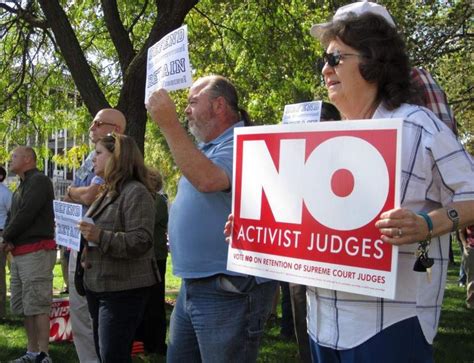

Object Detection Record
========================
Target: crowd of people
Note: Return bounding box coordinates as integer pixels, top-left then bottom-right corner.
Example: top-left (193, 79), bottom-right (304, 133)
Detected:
top-left (0, 2), bottom-right (473, 363)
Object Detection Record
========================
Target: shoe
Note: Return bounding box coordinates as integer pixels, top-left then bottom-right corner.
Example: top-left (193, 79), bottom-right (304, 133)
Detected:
top-left (35, 352), bottom-right (52, 363)
top-left (9, 353), bottom-right (36, 363)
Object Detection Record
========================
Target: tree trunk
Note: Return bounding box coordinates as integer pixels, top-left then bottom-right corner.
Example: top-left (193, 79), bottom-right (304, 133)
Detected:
top-left (117, 0), bottom-right (199, 153)
top-left (38, 0), bottom-right (110, 116)
top-left (39, 0), bottom-right (199, 153)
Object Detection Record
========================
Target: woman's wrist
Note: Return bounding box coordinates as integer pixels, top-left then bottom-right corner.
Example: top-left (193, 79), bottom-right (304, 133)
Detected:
top-left (417, 212), bottom-right (433, 242)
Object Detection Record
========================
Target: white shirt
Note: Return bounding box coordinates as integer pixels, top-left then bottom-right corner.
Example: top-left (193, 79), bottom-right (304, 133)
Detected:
top-left (307, 103), bottom-right (474, 349)
top-left (0, 182), bottom-right (12, 229)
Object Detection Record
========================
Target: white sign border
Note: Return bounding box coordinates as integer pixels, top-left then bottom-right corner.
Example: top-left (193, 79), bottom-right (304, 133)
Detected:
top-left (228, 119), bottom-right (403, 299)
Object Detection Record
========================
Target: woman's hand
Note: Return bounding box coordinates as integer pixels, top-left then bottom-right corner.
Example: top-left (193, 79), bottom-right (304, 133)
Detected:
top-left (375, 208), bottom-right (429, 245)
top-left (78, 221), bottom-right (101, 243)
top-left (223, 214), bottom-right (234, 244)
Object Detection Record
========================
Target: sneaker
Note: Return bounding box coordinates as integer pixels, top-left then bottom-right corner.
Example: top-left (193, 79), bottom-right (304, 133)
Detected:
top-left (35, 352), bottom-right (52, 363)
top-left (9, 353), bottom-right (36, 363)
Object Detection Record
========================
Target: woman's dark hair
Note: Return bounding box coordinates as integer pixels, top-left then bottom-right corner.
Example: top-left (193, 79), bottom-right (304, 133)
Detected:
top-left (203, 75), bottom-right (254, 126)
top-left (321, 102), bottom-right (341, 121)
top-left (320, 13), bottom-right (413, 110)
top-left (98, 134), bottom-right (153, 195)
top-left (0, 166), bottom-right (6, 182)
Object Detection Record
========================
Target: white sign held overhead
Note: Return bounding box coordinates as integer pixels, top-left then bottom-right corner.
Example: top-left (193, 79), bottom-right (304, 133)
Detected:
top-left (282, 101), bottom-right (322, 124)
top-left (145, 24), bottom-right (193, 102)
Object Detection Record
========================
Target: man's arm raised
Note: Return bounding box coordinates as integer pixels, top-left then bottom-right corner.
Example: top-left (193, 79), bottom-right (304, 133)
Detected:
top-left (146, 89), bottom-right (230, 193)
top-left (65, 184), bottom-right (101, 206)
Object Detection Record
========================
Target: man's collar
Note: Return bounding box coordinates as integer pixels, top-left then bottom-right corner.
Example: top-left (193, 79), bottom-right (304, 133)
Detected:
top-left (200, 120), bottom-right (244, 148)
top-left (21, 167), bottom-right (38, 181)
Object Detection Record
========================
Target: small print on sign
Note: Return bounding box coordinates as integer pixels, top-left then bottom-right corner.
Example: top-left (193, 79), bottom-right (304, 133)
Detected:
top-left (282, 101), bottom-right (322, 124)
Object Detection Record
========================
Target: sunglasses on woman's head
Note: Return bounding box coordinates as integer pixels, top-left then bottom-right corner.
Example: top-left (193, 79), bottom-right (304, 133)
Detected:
top-left (322, 51), bottom-right (361, 67)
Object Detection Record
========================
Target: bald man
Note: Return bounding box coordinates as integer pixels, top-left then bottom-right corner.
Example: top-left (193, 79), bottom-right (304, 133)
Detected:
top-left (63, 108), bottom-right (126, 363)
top-left (2, 147), bottom-right (55, 363)
top-left (66, 108), bottom-right (126, 205)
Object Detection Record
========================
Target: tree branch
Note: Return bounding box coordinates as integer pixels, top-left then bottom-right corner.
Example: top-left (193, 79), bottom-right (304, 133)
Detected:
top-left (0, 2), bottom-right (49, 29)
top-left (192, 7), bottom-right (234, 66)
top-left (37, 0), bottom-right (109, 116)
top-left (127, 0), bottom-right (149, 36)
top-left (100, 0), bottom-right (136, 73)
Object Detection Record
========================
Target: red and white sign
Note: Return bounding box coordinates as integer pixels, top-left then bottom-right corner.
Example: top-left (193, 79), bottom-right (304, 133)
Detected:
top-left (228, 119), bottom-right (403, 299)
top-left (49, 297), bottom-right (73, 342)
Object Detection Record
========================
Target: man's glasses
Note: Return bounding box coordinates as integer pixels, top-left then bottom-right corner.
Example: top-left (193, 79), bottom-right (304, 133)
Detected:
top-left (91, 120), bottom-right (116, 128)
top-left (322, 51), bottom-right (361, 67)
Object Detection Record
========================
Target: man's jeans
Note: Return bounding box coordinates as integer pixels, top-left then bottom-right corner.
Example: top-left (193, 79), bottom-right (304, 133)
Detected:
top-left (86, 286), bottom-right (151, 363)
top-left (167, 275), bottom-right (278, 363)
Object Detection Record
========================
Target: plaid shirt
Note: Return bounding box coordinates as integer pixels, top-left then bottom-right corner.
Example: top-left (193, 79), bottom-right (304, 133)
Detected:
top-left (83, 181), bottom-right (159, 292)
top-left (411, 68), bottom-right (457, 135)
top-left (307, 103), bottom-right (474, 349)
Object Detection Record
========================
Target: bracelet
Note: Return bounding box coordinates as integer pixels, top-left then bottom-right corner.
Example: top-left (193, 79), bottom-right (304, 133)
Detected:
top-left (417, 212), bottom-right (433, 241)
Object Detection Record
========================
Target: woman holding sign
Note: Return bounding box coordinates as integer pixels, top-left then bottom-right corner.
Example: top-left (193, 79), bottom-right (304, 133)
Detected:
top-left (226, 3), bottom-right (474, 362)
top-left (305, 3), bottom-right (474, 362)
top-left (77, 134), bottom-right (159, 363)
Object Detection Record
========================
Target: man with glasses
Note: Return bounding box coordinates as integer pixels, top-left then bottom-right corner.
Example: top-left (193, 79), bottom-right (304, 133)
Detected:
top-left (64, 108), bottom-right (126, 363)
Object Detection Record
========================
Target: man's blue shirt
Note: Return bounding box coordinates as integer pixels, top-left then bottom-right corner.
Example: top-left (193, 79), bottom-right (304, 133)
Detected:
top-left (169, 121), bottom-right (244, 278)
top-left (73, 151), bottom-right (104, 215)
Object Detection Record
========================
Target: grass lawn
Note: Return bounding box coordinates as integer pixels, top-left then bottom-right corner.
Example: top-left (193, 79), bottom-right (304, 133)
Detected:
top-left (1, 247), bottom-right (473, 362)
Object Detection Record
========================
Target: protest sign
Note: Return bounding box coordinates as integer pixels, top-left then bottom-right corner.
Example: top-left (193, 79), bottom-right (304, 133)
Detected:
top-left (282, 101), bottom-right (322, 124)
top-left (228, 119), bottom-right (402, 299)
top-left (49, 298), bottom-right (73, 342)
top-left (53, 200), bottom-right (82, 251)
top-left (145, 24), bottom-right (193, 102)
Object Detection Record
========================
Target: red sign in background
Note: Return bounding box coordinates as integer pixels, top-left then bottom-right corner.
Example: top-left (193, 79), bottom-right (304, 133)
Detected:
top-left (49, 298), bottom-right (73, 342)
top-left (232, 129), bottom-right (398, 272)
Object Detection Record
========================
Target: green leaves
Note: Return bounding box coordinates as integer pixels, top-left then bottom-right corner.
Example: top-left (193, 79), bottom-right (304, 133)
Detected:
top-left (0, 0), bottom-right (471, 194)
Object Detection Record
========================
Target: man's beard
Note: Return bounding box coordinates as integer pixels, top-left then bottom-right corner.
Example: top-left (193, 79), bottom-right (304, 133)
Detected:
top-left (189, 118), bottom-right (216, 143)
top-left (188, 121), bottom-right (205, 143)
